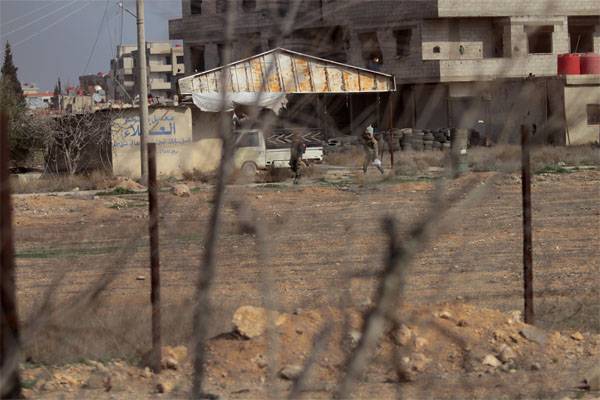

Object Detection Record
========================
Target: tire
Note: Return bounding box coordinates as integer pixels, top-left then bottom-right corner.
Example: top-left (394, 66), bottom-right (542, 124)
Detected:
top-left (241, 162), bottom-right (258, 177)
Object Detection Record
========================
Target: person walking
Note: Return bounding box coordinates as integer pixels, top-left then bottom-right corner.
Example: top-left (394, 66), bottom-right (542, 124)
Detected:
top-left (290, 134), bottom-right (307, 184)
top-left (361, 125), bottom-right (384, 174)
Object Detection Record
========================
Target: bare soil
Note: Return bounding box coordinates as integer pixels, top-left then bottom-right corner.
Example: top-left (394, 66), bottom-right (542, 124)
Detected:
top-left (12, 169), bottom-right (600, 398)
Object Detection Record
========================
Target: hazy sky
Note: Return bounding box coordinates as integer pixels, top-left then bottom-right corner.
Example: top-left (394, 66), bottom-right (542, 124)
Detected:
top-left (0, 0), bottom-right (181, 91)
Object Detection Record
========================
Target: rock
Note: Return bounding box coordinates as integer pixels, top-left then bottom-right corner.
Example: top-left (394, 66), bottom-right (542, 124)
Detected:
top-left (279, 364), bottom-right (303, 380)
top-left (584, 366), bottom-right (600, 391)
top-left (456, 319), bottom-right (468, 327)
top-left (115, 178), bottom-right (145, 191)
top-left (171, 184), bottom-right (191, 197)
top-left (531, 362), bottom-right (541, 371)
top-left (415, 337), bottom-right (428, 350)
top-left (162, 356), bottom-right (178, 370)
top-left (482, 354), bottom-right (502, 368)
top-left (519, 325), bottom-right (548, 346)
top-left (251, 354), bottom-right (268, 369)
top-left (156, 380), bottom-right (175, 394)
top-left (391, 324), bottom-right (413, 346)
top-left (411, 353), bottom-right (430, 372)
top-left (163, 345), bottom-right (188, 364)
top-left (232, 306), bottom-right (287, 338)
top-left (438, 310), bottom-right (452, 320)
top-left (498, 345), bottom-right (516, 363)
top-left (396, 357), bottom-right (417, 382)
top-left (142, 367), bottom-right (153, 378)
top-left (348, 330), bottom-right (362, 346)
top-left (571, 331), bottom-right (584, 341)
top-left (508, 310), bottom-right (522, 323)
top-left (84, 370), bottom-right (109, 390)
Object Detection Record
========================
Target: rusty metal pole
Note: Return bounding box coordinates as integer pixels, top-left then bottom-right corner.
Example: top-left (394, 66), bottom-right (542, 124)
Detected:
top-left (0, 112), bottom-right (22, 398)
top-left (147, 143), bottom-right (161, 371)
top-left (388, 92), bottom-right (395, 167)
top-left (521, 124), bottom-right (534, 324)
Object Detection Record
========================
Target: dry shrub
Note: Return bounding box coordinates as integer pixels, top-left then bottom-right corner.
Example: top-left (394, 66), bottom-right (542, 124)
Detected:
top-left (11, 171), bottom-right (117, 194)
top-left (469, 144), bottom-right (600, 173)
top-left (182, 168), bottom-right (217, 184)
top-left (324, 148), bottom-right (363, 167)
top-left (393, 150), bottom-right (445, 175)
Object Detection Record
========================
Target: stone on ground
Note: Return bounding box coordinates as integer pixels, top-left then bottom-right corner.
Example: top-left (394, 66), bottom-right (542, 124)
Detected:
top-left (519, 325), bottom-right (548, 346)
top-left (279, 364), bottom-right (303, 380)
top-left (482, 354), bottom-right (502, 368)
top-left (232, 306), bottom-right (287, 339)
top-left (570, 331), bottom-right (584, 341)
top-left (171, 183), bottom-right (191, 197)
top-left (391, 324), bottom-right (413, 346)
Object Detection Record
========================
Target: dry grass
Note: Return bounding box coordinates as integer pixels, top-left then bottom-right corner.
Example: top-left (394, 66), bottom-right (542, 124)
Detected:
top-left (469, 144), bottom-right (600, 173)
top-left (11, 171), bottom-right (117, 194)
top-left (326, 145), bottom-right (599, 176)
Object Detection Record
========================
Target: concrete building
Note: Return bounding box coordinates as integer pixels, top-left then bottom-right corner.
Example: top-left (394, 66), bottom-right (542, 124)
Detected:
top-left (169, 0), bottom-right (600, 144)
top-left (110, 42), bottom-right (185, 101)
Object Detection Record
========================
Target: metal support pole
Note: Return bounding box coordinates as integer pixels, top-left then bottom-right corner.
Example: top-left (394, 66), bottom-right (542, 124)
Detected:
top-left (137, 0), bottom-right (149, 183)
top-left (388, 92), bottom-right (395, 167)
top-left (521, 124), bottom-right (534, 324)
top-left (0, 112), bottom-right (22, 398)
top-left (147, 143), bottom-right (161, 371)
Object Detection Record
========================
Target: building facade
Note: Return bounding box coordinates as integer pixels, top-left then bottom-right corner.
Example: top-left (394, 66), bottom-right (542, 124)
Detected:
top-left (169, 0), bottom-right (600, 143)
top-left (110, 42), bottom-right (185, 101)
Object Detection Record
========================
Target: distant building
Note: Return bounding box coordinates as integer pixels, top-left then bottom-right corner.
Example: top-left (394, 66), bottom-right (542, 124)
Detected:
top-left (169, 0), bottom-right (600, 144)
top-left (109, 42), bottom-right (185, 102)
top-left (24, 90), bottom-right (54, 110)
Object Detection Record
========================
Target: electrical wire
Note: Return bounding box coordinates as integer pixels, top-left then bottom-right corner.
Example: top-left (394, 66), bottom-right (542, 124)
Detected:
top-left (13, 1), bottom-right (93, 48)
top-left (0, 0), bottom-right (80, 38)
top-left (1, 0), bottom-right (63, 28)
top-left (82, 0), bottom-right (111, 75)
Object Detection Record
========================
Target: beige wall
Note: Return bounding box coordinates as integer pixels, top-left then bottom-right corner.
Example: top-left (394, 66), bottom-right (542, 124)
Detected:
top-left (111, 106), bottom-right (222, 178)
top-left (564, 84), bottom-right (600, 145)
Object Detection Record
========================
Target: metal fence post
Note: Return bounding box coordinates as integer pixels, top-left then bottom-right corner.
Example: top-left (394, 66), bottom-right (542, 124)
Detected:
top-left (147, 143), bottom-right (161, 371)
top-left (521, 124), bottom-right (534, 324)
top-left (0, 112), bottom-right (22, 398)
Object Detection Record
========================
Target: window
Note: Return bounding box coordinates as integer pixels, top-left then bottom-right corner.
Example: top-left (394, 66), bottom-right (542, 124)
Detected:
top-left (165, 56), bottom-right (172, 65)
top-left (393, 29), bottom-right (412, 57)
top-left (587, 104), bottom-right (600, 125)
top-left (236, 131), bottom-right (259, 147)
top-left (526, 25), bottom-right (553, 54)
top-left (216, 0), bottom-right (227, 14)
top-left (433, 46), bottom-right (440, 53)
top-left (278, 1), bottom-right (289, 17)
top-left (242, 0), bottom-right (256, 12)
top-left (176, 55), bottom-right (184, 65)
top-left (190, 46), bottom-right (205, 72)
top-left (569, 25), bottom-right (594, 53)
top-left (492, 22), bottom-right (504, 57)
top-left (358, 32), bottom-right (383, 67)
top-left (191, 0), bottom-right (202, 15)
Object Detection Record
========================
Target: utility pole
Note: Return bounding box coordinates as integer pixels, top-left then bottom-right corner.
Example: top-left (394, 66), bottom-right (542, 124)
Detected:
top-left (136, 0), bottom-right (149, 183)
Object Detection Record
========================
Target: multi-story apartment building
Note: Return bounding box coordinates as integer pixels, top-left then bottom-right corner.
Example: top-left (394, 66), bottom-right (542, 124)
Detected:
top-left (169, 0), bottom-right (600, 143)
top-left (110, 42), bottom-right (185, 101)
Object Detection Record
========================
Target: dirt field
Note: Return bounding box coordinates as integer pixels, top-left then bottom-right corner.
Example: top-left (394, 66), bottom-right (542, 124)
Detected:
top-left (10, 169), bottom-right (600, 398)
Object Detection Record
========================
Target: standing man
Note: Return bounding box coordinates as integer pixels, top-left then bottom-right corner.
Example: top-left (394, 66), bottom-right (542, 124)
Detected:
top-left (290, 133), bottom-right (307, 184)
top-left (362, 125), bottom-right (384, 174)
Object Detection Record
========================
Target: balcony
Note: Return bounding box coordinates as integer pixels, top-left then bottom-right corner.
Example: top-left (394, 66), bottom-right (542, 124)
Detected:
top-left (149, 80), bottom-right (171, 90)
top-left (437, 55), bottom-right (557, 82)
top-left (149, 63), bottom-right (173, 73)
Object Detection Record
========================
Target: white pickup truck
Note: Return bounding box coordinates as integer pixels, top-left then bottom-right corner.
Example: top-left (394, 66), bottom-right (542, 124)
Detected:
top-left (234, 129), bottom-right (323, 176)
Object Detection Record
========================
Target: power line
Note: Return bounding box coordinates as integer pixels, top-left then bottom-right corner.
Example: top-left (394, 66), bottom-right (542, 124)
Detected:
top-left (0, 0), bottom-right (80, 39)
top-left (1, 0), bottom-right (62, 28)
top-left (82, 0), bottom-right (111, 75)
top-left (13, 1), bottom-right (93, 48)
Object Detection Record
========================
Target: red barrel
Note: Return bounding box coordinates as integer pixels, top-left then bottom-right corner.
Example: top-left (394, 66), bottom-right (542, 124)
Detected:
top-left (580, 53), bottom-right (600, 74)
top-left (557, 53), bottom-right (581, 75)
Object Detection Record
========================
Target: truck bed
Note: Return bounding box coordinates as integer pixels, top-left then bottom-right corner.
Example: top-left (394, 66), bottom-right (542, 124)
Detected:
top-left (266, 147), bottom-right (323, 168)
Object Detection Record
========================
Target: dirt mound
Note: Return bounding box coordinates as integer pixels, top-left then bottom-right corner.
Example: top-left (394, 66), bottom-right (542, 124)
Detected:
top-left (20, 303), bottom-right (600, 399)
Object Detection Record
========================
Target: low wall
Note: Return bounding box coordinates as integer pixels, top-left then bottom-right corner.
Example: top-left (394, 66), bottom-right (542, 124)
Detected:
top-left (111, 106), bottom-right (223, 178)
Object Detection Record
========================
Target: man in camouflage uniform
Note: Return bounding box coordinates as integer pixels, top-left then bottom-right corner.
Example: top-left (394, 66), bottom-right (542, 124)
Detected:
top-left (362, 125), bottom-right (384, 174)
top-left (290, 134), bottom-right (307, 184)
